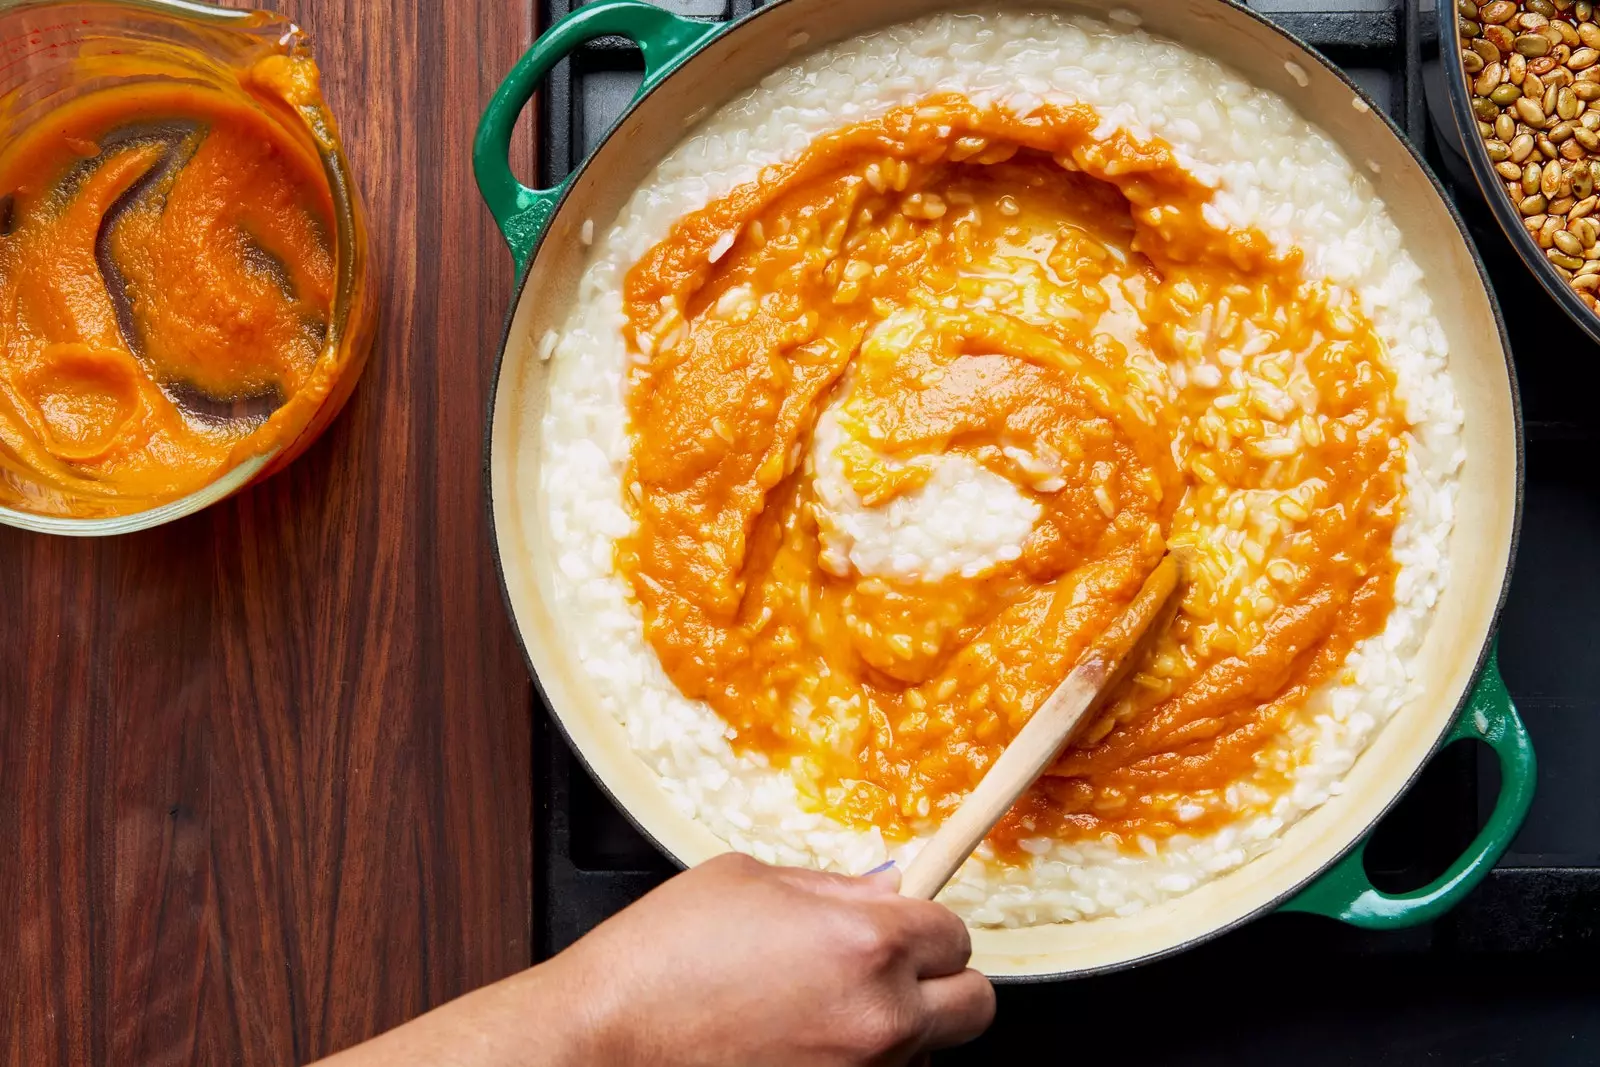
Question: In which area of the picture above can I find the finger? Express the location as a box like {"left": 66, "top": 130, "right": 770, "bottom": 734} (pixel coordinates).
{"left": 780, "top": 860, "right": 900, "bottom": 900}
{"left": 859, "top": 861, "right": 901, "bottom": 893}
{"left": 916, "top": 968, "right": 996, "bottom": 1051}
{"left": 882, "top": 897, "right": 972, "bottom": 978}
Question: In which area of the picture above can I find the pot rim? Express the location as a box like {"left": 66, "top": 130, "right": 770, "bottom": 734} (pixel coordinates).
{"left": 480, "top": 0, "right": 1526, "bottom": 977}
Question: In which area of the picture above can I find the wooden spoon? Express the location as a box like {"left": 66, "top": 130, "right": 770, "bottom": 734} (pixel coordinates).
{"left": 899, "top": 553, "right": 1186, "bottom": 901}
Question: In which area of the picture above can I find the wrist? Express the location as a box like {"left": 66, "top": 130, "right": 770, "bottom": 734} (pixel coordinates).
{"left": 511, "top": 950, "right": 633, "bottom": 1066}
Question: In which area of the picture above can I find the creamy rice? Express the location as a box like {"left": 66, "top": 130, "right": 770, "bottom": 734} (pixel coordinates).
{"left": 528, "top": 10, "right": 1465, "bottom": 926}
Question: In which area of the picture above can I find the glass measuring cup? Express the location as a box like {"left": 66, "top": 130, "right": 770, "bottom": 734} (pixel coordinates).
{"left": 0, "top": 0, "right": 372, "bottom": 535}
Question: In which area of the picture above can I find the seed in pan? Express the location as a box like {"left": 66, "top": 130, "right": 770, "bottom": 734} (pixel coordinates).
{"left": 1462, "top": 0, "right": 1482, "bottom": 15}
{"left": 1516, "top": 95, "right": 1549, "bottom": 123}
{"left": 1522, "top": 192, "right": 1551, "bottom": 213}
{"left": 1552, "top": 118, "right": 1577, "bottom": 141}
{"left": 1581, "top": 126, "right": 1600, "bottom": 150}
{"left": 1525, "top": 160, "right": 1544, "bottom": 192}
{"left": 1584, "top": 21, "right": 1600, "bottom": 45}
{"left": 1532, "top": 54, "right": 1560, "bottom": 74}
{"left": 1572, "top": 189, "right": 1598, "bottom": 213}
{"left": 1488, "top": 137, "right": 1514, "bottom": 161}
{"left": 1483, "top": 0, "right": 1517, "bottom": 18}
{"left": 1544, "top": 160, "right": 1564, "bottom": 194}
{"left": 1499, "top": 112, "right": 1519, "bottom": 139}
{"left": 1464, "top": 48, "right": 1488, "bottom": 74}
{"left": 1525, "top": 69, "right": 1546, "bottom": 97}
{"left": 1549, "top": 248, "right": 1585, "bottom": 268}
{"left": 1512, "top": 131, "right": 1537, "bottom": 159}
{"left": 1574, "top": 165, "right": 1600, "bottom": 199}
{"left": 1532, "top": 0, "right": 1557, "bottom": 14}
{"left": 1562, "top": 137, "right": 1588, "bottom": 158}
{"left": 1492, "top": 81, "right": 1524, "bottom": 104}
{"left": 1540, "top": 131, "right": 1560, "bottom": 156}
{"left": 1477, "top": 61, "right": 1506, "bottom": 93}
{"left": 1551, "top": 194, "right": 1577, "bottom": 212}
{"left": 1576, "top": 80, "right": 1600, "bottom": 98}
{"left": 1555, "top": 228, "right": 1585, "bottom": 253}
{"left": 1486, "top": 23, "right": 1517, "bottom": 50}
{"left": 1521, "top": 11, "right": 1551, "bottom": 29}
{"left": 1517, "top": 31, "right": 1553, "bottom": 53}
{"left": 1559, "top": 85, "right": 1582, "bottom": 117}
{"left": 1574, "top": 45, "right": 1600, "bottom": 67}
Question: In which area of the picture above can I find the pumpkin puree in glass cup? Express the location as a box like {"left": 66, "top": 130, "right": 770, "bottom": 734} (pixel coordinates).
{"left": 617, "top": 95, "right": 1405, "bottom": 855}
{"left": 0, "top": 53, "right": 364, "bottom": 519}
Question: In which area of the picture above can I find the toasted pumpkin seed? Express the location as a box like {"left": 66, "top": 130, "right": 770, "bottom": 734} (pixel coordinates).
{"left": 1523, "top": 192, "right": 1551, "bottom": 213}
{"left": 1516, "top": 29, "right": 1552, "bottom": 52}
{"left": 1525, "top": 70, "right": 1547, "bottom": 96}
{"left": 1500, "top": 112, "right": 1520, "bottom": 139}
{"left": 1484, "top": 0, "right": 1519, "bottom": 19}
{"left": 1555, "top": 228, "right": 1584, "bottom": 253}
{"left": 1553, "top": 119, "right": 1577, "bottom": 141}
{"left": 1549, "top": 248, "right": 1585, "bottom": 267}
{"left": 1493, "top": 81, "right": 1524, "bottom": 104}
{"left": 1512, "top": 130, "right": 1538, "bottom": 159}
{"left": 1517, "top": 94, "right": 1549, "bottom": 122}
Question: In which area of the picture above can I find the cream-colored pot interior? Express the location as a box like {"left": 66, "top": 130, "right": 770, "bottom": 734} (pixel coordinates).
{"left": 489, "top": 0, "right": 1519, "bottom": 977}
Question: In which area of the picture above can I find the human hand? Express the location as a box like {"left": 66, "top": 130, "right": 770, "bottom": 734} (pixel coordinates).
{"left": 549, "top": 852, "right": 995, "bottom": 1066}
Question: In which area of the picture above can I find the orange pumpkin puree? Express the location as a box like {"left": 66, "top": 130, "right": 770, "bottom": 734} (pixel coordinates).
{"left": 617, "top": 94, "right": 1404, "bottom": 852}
{"left": 0, "top": 65, "right": 343, "bottom": 517}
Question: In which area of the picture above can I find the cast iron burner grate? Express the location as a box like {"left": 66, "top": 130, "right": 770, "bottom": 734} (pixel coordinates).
{"left": 530, "top": 0, "right": 1600, "bottom": 1059}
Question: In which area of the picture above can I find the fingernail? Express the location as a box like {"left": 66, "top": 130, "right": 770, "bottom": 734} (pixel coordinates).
{"left": 866, "top": 860, "right": 896, "bottom": 875}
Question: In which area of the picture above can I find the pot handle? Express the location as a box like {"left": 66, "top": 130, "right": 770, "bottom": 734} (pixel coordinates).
{"left": 1279, "top": 645, "right": 1535, "bottom": 929}
{"left": 472, "top": 0, "right": 724, "bottom": 277}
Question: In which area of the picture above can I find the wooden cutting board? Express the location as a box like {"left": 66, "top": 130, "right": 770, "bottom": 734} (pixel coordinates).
{"left": 0, "top": 2, "right": 540, "bottom": 1061}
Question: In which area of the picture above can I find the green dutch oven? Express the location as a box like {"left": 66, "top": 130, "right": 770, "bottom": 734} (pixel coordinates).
{"left": 473, "top": 0, "right": 1535, "bottom": 978}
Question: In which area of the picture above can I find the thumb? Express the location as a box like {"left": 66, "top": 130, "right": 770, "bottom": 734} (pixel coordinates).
{"left": 858, "top": 860, "right": 902, "bottom": 894}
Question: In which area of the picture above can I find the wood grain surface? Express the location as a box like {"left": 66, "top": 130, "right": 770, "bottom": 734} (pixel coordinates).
{"left": 0, "top": 1, "right": 539, "bottom": 1062}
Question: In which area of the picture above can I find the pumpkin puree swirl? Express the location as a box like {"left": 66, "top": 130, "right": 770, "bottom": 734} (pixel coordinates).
{"left": 617, "top": 94, "right": 1404, "bottom": 852}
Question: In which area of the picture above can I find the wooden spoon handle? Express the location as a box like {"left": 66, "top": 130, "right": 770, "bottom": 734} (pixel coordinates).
{"left": 898, "top": 554, "right": 1185, "bottom": 902}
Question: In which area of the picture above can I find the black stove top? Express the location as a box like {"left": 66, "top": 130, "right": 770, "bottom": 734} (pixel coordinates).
{"left": 530, "top": 0, "right": 1600, "bottom": 1059}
